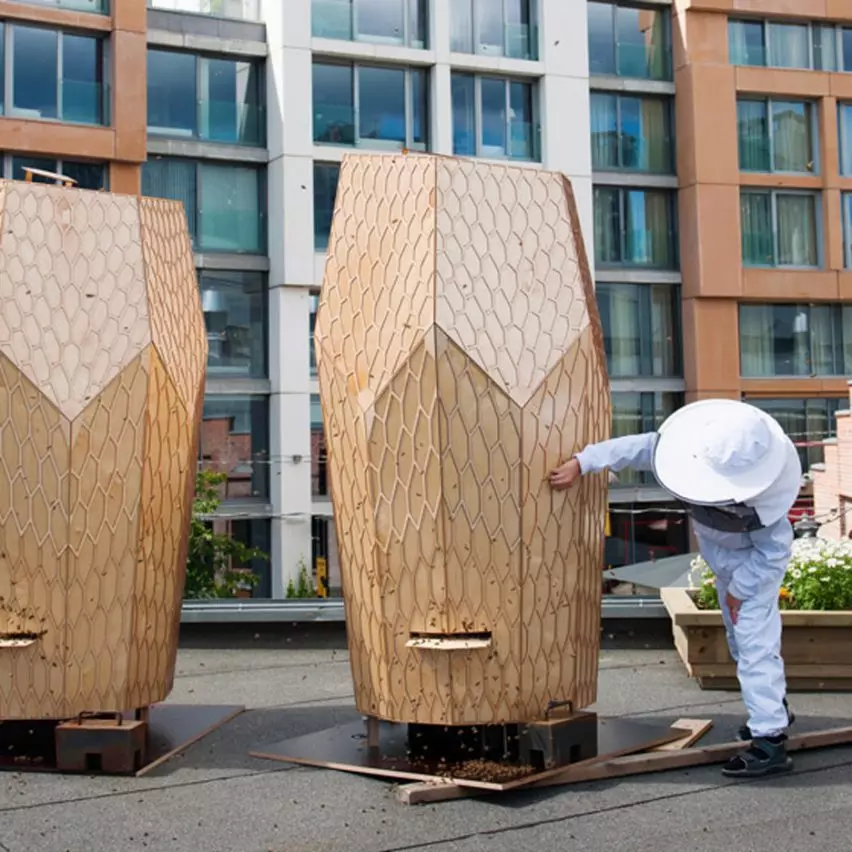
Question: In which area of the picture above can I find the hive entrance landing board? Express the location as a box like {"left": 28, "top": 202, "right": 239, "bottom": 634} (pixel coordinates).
{"left": 0, "top": 703, "right": 243, "bottom": 776}
{"left": 250, "top": 717, "right": 686, "bottom": 792}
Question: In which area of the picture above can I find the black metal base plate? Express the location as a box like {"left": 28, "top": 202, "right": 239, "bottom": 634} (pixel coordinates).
{"left": 250, "top": 716, "right": 685, "bottom": 791}
{"left": 0, "top": 704, "right": 243, "bottom": 776}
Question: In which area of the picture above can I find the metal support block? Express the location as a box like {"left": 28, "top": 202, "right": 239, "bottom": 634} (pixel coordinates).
{"left": 55, "top": 715, "right": 148, "bottom": 775}
{"left": 518, "top": 711, "right": 599, "bottom": 770}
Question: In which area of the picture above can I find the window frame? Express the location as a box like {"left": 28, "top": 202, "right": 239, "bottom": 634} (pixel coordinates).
{"left": 3, "top": 21, "right": 107, "bottom": 126}
{"left": 843, "top": 191, "right": 852, "bottom": 269}
{"left": 740, "top": 188, "right": 822, "bottom": 270}
{"left": 590, "top": 91, "right": 675, "bottom": 174}
{"left": 312, "top": 60, "right": 429, "bottom": 152}
{"left": 728, "top": 17, "right": 851, "bottom": 71}
{"left": 587, "top": 0, "right": 673, "bottom": 81}
{"left": 142, "top": 155, "right": 267, "bottom": 255}
{"left": 311, "top": 0, "right": 428, "bottom": 50}
{"left": 593, "top": 185, "right": 679, "bottom": 270}
{"left": 450, "top": 71, "right": 540, "bottom": 162}
{"left": 146, "top": 47, "right": 265, "bottom": 147}
{"left": 450, "top": 0, "right": 539, "bottom": 61}
{"left": 736, "top": 96, "right": 818, "bottom": 175}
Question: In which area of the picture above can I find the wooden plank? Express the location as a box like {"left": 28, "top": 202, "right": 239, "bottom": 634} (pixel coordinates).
{"left": 394, "top": 718, "right": 711, "bottom": 806}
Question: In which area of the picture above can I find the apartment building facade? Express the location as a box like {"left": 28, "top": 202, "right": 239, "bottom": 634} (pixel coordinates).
{"left": 3, "top": 0, "right": 848, "bottom": 611}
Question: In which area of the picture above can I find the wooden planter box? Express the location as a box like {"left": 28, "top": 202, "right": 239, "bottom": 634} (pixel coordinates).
{"left": 660, "top": 587, "right": 852, "bottom": 692}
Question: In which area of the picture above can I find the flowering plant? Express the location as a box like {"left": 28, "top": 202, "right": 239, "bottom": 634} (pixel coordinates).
{"left": 689, "top": 537, "right": 852, "bottom": 612}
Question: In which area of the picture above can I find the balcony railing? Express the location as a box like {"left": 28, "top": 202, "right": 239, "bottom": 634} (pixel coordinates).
{"left": 148, "top": 98, "right": 266, "bottom": 147}
{"left": 147, "top": 0, "right": 261, "bottom": 22}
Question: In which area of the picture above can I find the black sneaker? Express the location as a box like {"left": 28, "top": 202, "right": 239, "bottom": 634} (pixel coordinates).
{"left": 737, "top": 697, "right": 795, "bottom": 741}
{"left": 721, "top": 735, "right": 793, "bottom": 778}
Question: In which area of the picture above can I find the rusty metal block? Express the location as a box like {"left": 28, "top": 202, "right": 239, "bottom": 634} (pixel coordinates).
{"left": 55, "top": 716, "right": 147, "bottom": 775}
{"left": 518, "top": 711, "right": 599, "bottom": 770}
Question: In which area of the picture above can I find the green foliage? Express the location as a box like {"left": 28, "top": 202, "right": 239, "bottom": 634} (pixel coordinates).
{"left": 185, "top": 470, "right": 268, "bottom": 599}
{"left": 285, "top": 558, "right": 316, "bottom": 598}
{"left": 690, "top": 537, "right": 852, "bottom": 612}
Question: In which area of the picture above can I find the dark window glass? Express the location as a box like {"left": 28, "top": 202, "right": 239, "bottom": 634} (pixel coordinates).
{"left": 62, "top": 160, "right": 106, "bottom": 190}
{"left": 142, "top": 157, "right": 198, "bottom": 245}
{"left": 222, "top": 518, "right": 272, "bottom": 598}
{"left": 451, "top": 72, "right": 476, "bottom": 155}
{"left": 200, "top": 270, "right": 267, "bottom": 378}
{"left": 358, "top": 0, "right": 404, "bottom": 42}
{"left": 310, "top": 292, "right": 319, "bottom": 378}
{"left": 729, "top": 20, "right": 766, "bottom": 66}
{"left": 314, "top": 162, "right": 340, "bottom": 250}
{"left": 11, "top": 156, "right": 55, "bottom": 181}
{"left": 737, "top": 100, "right": 770, "bottom": 171}
{"left": 359, "top": 66, "right": 406, "bottom": 143}
{"left": 313, "top": 62, "right": 355, "bottom": 144}
{"left": 605, "top": 502, "right": 690, "bottom": 572}
{"left": 587, "top": 2, "right": 615, "bottom": 75}
{"left": 148, "top": 49, "right": 198, "bottom": 137}
{"left": 203, "top": 57, "right": 263, "bottom": 145}
{"left": 198, "top": 163, "right": 264, "bottom": 254}
{"left": 199, "top": 395, "right": 270, "bottom": 500}
{"left": 411, "top": 67, "right": 428, "bottom": 146}
{"left": 843, "top": 28, "right": 852, "bottom": 73}
{"left": 591, "top": 93, "right": 673, "bottom": 173}
{"left": 62, "top": 34, "right": 101, "bottom": 125}
{"left": 13, "top": 26, "right": 59, "bottom": 120}
{"left": 311, "top": 394, "right": 328, "bottom": 498}
{"left": 481, "top": 77, "right": 506, "bottom": 153}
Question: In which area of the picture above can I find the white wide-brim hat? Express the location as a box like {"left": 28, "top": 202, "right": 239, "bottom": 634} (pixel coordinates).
{"left": 651, "top": 399, "right": 791, "bottom": 506}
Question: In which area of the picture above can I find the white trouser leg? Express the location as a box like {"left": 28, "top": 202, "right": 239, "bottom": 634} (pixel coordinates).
{"left": 713, "top": 574, "right": 739, "bottom": 663}
{"left": 732, "top": 589, "right": 788, "bottom": 738}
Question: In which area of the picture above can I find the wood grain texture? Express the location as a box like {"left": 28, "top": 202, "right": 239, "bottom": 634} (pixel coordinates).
{"left": 0, "top": 180, "right": 206, "bottom": 720}
{"left": 315, "top": 154, "right": 610, "bottom": 726}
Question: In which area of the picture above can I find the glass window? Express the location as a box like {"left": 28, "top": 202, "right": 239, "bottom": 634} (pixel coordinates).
{"left": 728, "top": 19, "right": 766, "bottom": 66}
{"left": 593, "top": 187, "right": 677, "bottom": 269}
{"left": 596, "top": 283, "right": 680, "bottom": 377}
{"left": 199, "top": 395, "right": 270, "bottom": 500}
{"left": 199, "top": 162, "right": 264, "bottom": 254}
{"left": 147, "top": 49, "right": 264, "bottom": 146}
{"left": 312, "top": 61, "right": 427, "bottom": 151}
{"left": 313, "top": 162, "right": 340, "bottom": 251}
{"left": 611, "top": 392, "right": 682, "bottom": 486}
{"left": 142, "top": 157, "right": 264, "bottom": 254}
{"left": 748, "top": 397, "right": 842, "bottom": 470}
{"left": 587, "top": 1, "right": 671, "bottom": 81}
{"left": 605, "top": 502, "right": 689, "bottom": 570}
{"left": 767, "top": 22, "right": 810, "bottom": 69}
{"left": 11, "top": 26, "right": 103, "bottom": 124}
{"left": 450, "top": 73, "right": 538, "bottom": 161}
{"left": 450, "top": 0, "right": 536, "bottom": 60}
{"left": 737, "top": 98, "right": 815, "bottom": 173}
{"left": 312, "top": 0, "right": 427, "bottom": 48}
{"left": 590, "top": 93, "right": 673, "bottom": 173}
{"left": 843, "top": 28, "right": 852, "bottom": 72}
{"left": 11, "top": 155, "right": 105, "bottom": 190}
{"left": 730, "top": 18, "right": 840, "bottom": 71}
{"left": 843, "top": 192, "right": 852, "bottom": 268}
{"left": 148, "top": 49, "right": 197, "bottom": 137}
{"left": 213, "top": 518, "right": 272, "bottom": 599}
{"left": 311, "top": 394, "right": 328, "bottom": 498}
{"left": 740, "top": 190, "right": 819, "bottom": 268}
{"left": 310, "top": 292, "right": 319, "bottom": 378}
{"left": 9, "top": 0, "right": 107, "bottom": 10}
{"left": 739, "top": 303, "right": 852, "bottom": 378}
{"left": 200, "top": 270, "right": 267, "bottom": 379}
{"left": 838, "top": 104, "right": 852, "bottom": 176}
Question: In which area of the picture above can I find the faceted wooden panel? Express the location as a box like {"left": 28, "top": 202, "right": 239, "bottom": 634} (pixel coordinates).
{"left": 0, "top": 181, "right": 206, "bottom": 720}
{"left": 316, "top": 154, "right": 610, "bottom": 726}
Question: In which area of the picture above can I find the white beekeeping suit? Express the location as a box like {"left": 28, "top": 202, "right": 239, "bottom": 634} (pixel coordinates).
{"left": 570, "top": 398, "right": 802, "bottom": 778}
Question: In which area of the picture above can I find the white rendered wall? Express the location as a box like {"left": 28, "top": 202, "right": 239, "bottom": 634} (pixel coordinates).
{"left": 262, "top": 0, "right": 593, "bottom": 593}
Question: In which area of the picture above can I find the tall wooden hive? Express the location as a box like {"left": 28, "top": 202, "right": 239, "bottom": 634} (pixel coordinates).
{"left": 0, "top": 179, "right": 207, "bottom": 720}
{"left": 315, "top": 154, "right": 610, "bottom": 726}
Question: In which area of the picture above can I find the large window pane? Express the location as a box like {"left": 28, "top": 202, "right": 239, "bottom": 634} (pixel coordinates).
{"left": 357, "top": 0, "right": 404, "bottom": 43}
{"left": 142, "top": 157, "right": 198, "bottom": 245}
{"left": 606, "top": 502, "right": 690, "bottom": 570}
{"left": 590, "top": 93, "right": 618, "bottom": 170}
{"left": 314, "top": 162, "right": 340, "bottom": 250}
{"left": 611, "top": 392, "right": 682, "bottom": 485}
{"left": 358, "top": 66, "right": 406, "bottom": 144}
{"left": 312, "top": 0, "right": 425, "bottom": 46}
{"left": 615, "top": 5, "right": 670, "bottom": 80}
{"left": 749, "top": 397, "right": 841, "bottom": 470}
{"left": 777, "top": 193, "right": 818, "bottom": 266}
{"left": 451, "top": 0, "right": 474, "bottom": 52}
{"left": 840, "top": 104, "right": 852, "bottom": 176}
{"left": 506, "top": 0, "right": 534, "bottom": 60}
{"left": 593, "top": 187, "right": 621, "bottom": 265}
{"left": 202, "top": 58, "right": 263, "bottom": 145}
{"left": 451, "top": 72, "right": 476, "bottom": 155}
{"left": 310, "top": 292, "right": 319, "bottom": 378}
{"left": 200, "top": 395, "right": 270, "bottom": 500}
{"left": 768, "top": 22, "right": 809, "bottom": 69}
{"left": 813, "top": 24, "right": 837, "bottom": 71}
{"left": 843, "top": 28, "right": 852, "bottom": 73}
{"left": 61, "top": 160, "right": 106, "bottom": 190}
{"left": 618, "top": 95, "right": 672, "bottom": 172}
{"left": 311, "top": 394, "right": 328, "bottom": 498}
{"left": 313, "top": 62, "right": 355, "bottom": 144}
{"left": 312, "top": 0, "right": 353, "bottom": 39}
{"left": 200, "top": 271, "right": 267, "bottom": 378}
{"left": 740, "top": 191, "right": 773, "bottom": 266}
{"left": 199, "top": 163, "right": 263, "bottom": 253}
{"left": 411, "top": 67, "right": 428, "bottom": 147}
{"left": 729, "top": 20, "right": 765, "bottom": 66}
{"left": 13, "top": 26, "right": 58, "bottom": 120}
{"left": 509, "top": 80, "right": 534, "bottom": 159}
{"left": 597, "top": 283, "right": 679, "bottom": 377}
{"left": 588, "top": 2, "right": 615, "bottom": 75}
{"left": 623, "top": 189, "right": 675, "bottom": 267}
{"left": 62, "top": 34, "right": 101, "bottom": 125}
{"left": 148, "top": 49, "right": 197, "bottom": 136}
{"left": 11, "top": 155, "right": 55, "bottom": 181}
{"left": 737, "top": 100, "right": 770, "bottom": 171}
{"left": 772, "top": 101, "right": 813, "bottom": 172}
{"left": 481, "top": 77, "right": 507, "bottom": 155}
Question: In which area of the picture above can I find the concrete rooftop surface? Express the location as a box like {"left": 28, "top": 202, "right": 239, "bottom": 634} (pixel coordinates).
{"left": 2, "top": 625, "right": 852, "bottom": 852}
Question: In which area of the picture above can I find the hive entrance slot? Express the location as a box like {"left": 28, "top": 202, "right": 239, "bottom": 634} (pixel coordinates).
{"left": 406, "top": 632, "right": 492, "bottom": 650}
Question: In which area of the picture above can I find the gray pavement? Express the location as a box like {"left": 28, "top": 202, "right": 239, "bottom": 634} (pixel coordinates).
{"left": 2, "top": 638, "right": 852, "bottom": 852}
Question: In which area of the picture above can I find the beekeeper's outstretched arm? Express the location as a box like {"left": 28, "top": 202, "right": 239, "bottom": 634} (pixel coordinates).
{"left": 549, "top": 432, "right": 658, "bottom": 490}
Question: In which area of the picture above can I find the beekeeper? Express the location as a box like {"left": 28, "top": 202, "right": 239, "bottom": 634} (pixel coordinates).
{"left": 550, "top": 398, "right": 801, "bottom": 778}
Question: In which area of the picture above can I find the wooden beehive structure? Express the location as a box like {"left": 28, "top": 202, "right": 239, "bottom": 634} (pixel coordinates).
{"left": 0, "top": 178, "right": 207, "bottom": 720}
{"left": 315, "top": 153, "right": 610, "bottom": 727}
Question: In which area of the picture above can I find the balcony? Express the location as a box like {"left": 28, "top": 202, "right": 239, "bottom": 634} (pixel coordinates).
{"left": 147, "top": 0, "right": 260, "bottom": 22}
{"left": 148, "top": 97, "right": 266, "bottom": 147}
